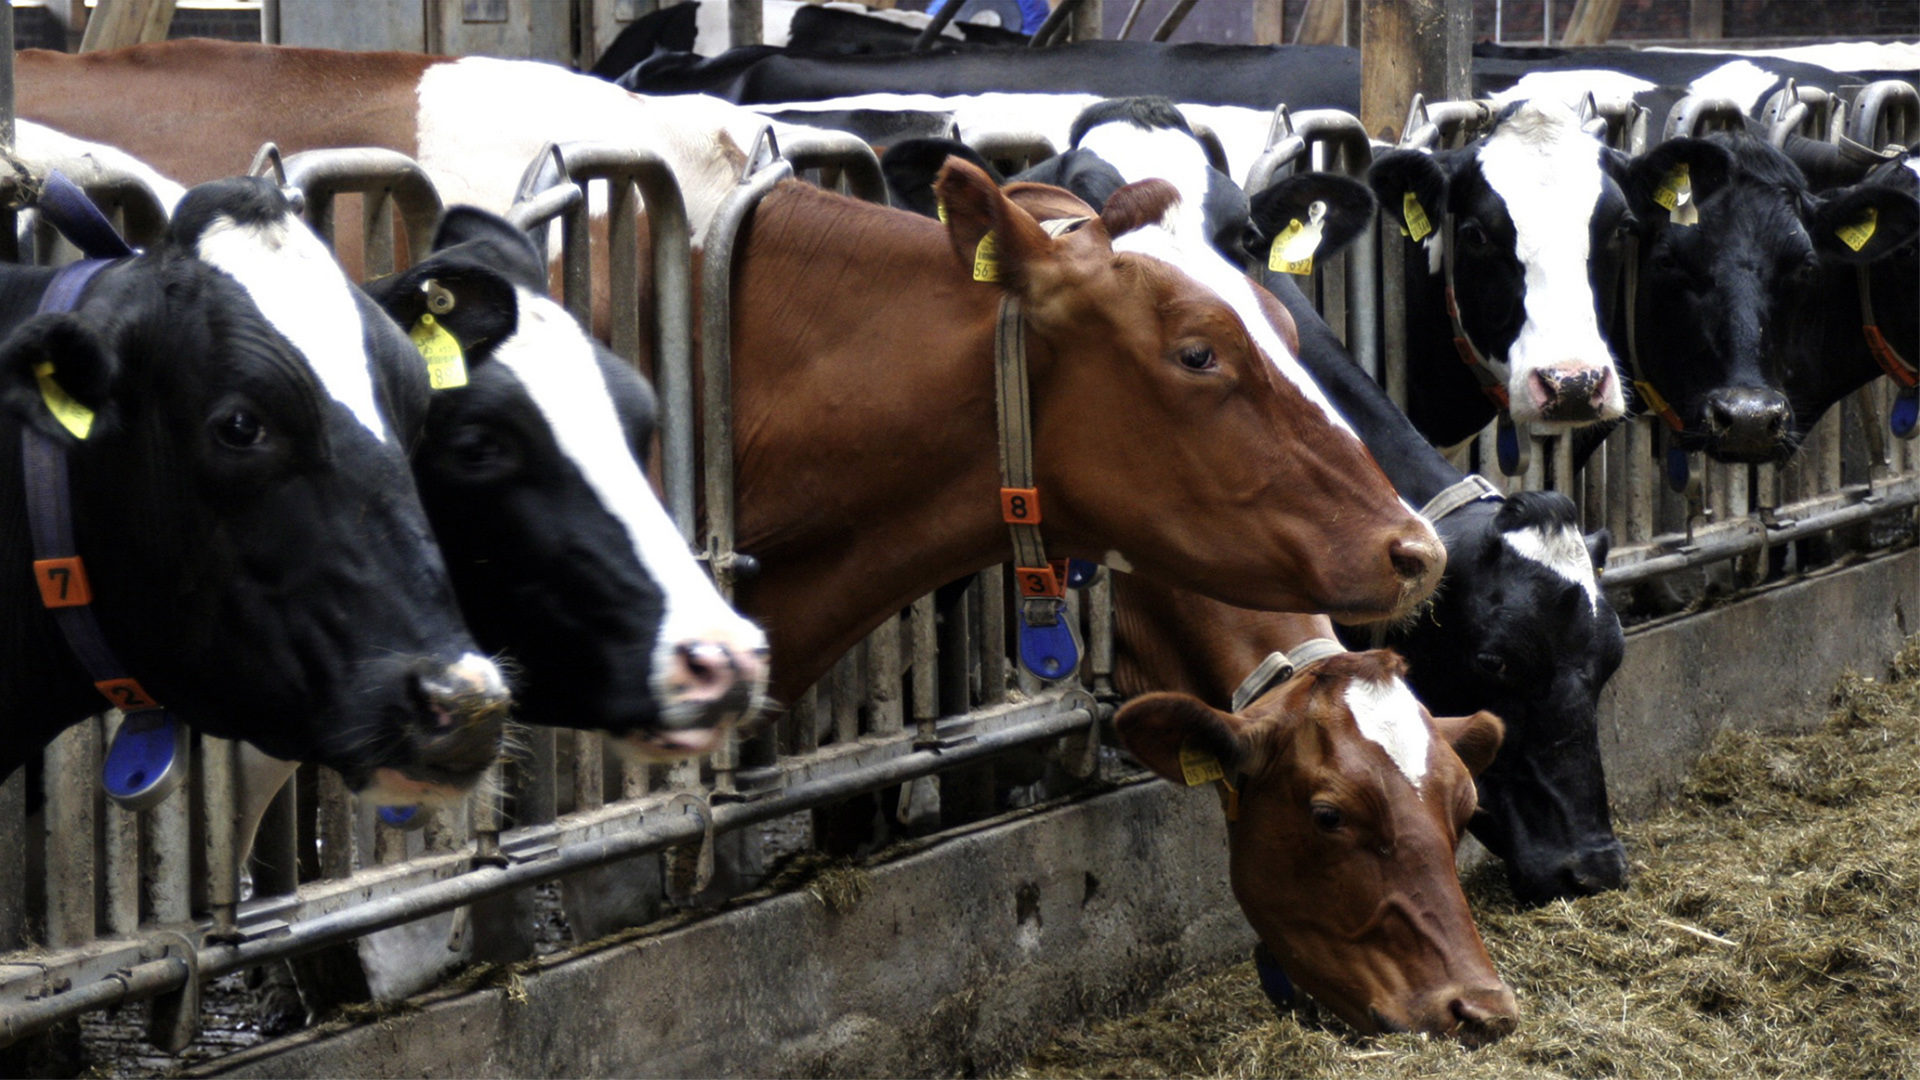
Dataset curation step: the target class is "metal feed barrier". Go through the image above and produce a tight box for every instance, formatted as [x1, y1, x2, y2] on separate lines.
[7, 77, 1920, 1059]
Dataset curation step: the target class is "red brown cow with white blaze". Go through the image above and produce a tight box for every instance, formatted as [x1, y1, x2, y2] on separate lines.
[1115, 579, 1517, 1044]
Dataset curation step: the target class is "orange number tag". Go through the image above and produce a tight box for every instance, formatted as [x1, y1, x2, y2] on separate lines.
[1017, 564, 1063, 598]
[34, 556, 92, 608]
[95, 678, 160, 712]
[1000, 487, 1041, 524]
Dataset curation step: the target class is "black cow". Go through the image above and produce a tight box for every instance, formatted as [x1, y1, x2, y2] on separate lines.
[1620, 129, 1918, 461]
[0, 179, 507, 799]
[1367, 99, 1631, 447]
[366, 208, 768, 758]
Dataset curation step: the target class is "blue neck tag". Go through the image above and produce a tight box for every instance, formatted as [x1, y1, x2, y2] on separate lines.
[1018, 603, 1080, 681]
[1064, 558, 1100, 589]
[1893, 387, 1919, 439]
[1665, 445, 1692, 493]
[1496, 419, 1528, 476]
[102, 711, 189, 812]
[377, 805, 429, 830]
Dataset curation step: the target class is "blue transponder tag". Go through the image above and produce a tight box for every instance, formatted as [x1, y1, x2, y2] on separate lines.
[378, 805, 429, 830]
[1253, 944, 1296, 1009]
[1018, 606, 1081, 681]
[102, 711, 188, 812]
[1893, 387, 1919, 440]
[1666, 445, 1692, 493]
[1496, 422, 1525, 476]
[1065, 559, 1100, 589]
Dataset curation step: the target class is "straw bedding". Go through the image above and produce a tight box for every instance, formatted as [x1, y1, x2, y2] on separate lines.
[1014, 638, 1920, 1079]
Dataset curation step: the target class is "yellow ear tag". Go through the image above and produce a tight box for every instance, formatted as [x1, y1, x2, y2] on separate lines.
[1270, 200, 1328, 276]
[972, 230, 1001, 283]
[411, 313, 469, 391]
[1837, 206, 1879, 252]
[1178, 739, 1226, 787]
[935, 197, 949, 225]
[33, 362, 94, 440]
[1402, 191, 1433, 242]
[1654, 163, 1698, 227]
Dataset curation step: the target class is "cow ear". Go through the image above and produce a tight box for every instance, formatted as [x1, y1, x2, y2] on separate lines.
[1100, 177, 1182, 237]
[1809, 182, 1920, 264]
[431, 206, 549, 287]
[933, 156, 1054, 290]
[1432, 710, 1505, 778]
[1624, 139, 1732, 224]
[1584, 527, 1612, 569]
[1113, 692, 1251, 786]
[1367, 149, 1449, 241]
[0, 312, 122, 445]
[367, 264, 519, 365]
[881, 138, 1001, 220]
[1018, 151, 1131, 220]
[1247, 173, 1378, 261]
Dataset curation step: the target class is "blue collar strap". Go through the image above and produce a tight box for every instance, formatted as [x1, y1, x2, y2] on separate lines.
[38, 170, 137, 260]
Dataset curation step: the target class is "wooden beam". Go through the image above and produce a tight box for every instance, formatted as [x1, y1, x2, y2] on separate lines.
[1561, 0, 1622, 46]
[1069, 0, 1103, 43]
[79, 0, 178, 52]
[1294, 0, 1344, 45]
[1689, 0, 1724, 41]
[1359, 0, 1470, 144]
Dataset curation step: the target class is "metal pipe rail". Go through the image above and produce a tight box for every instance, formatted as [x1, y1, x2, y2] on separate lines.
[0, 693, 1103, 1049]
[273, 146, 444, 274]
[1849, 80, 1920, 151]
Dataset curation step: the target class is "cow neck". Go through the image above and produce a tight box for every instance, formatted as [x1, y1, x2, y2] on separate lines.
[21, 257, 168, 726]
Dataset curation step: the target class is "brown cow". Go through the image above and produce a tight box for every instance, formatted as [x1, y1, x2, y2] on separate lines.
[728, 165, 1443, 700]
[1114, 574, 1517, 1044]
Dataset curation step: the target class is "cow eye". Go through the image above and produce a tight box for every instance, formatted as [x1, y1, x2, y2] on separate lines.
[442, 425, 519, 479]
[1175, 344, 1217, 372]
[1310, 803, 1344, 832]
[1456, 220, 1491, 251]
[1474, 652, 1510, 679]
[212, 408, 266, 450]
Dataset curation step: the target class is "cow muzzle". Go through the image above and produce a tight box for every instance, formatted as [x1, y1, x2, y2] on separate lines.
[406, 652, 510, 785]
[624, 633, 772, 761]
[1527, 363, 1618, 424]
[1699, 387, 1792, 462]
[1405, 981, 1520, 1047]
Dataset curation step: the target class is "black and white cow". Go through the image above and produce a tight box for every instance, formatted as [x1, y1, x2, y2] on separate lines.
[1367, 99, 1631, 447]
[0, 178, 507, 800]
[890, 97, 1631, 901]
[1620, 129, 1918, 461]
[366, 208, 769, 757]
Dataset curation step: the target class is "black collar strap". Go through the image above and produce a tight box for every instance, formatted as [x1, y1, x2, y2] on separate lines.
[1418, 473, 1504, 524]
[1442, 213, 1529, 474]
[995, 216, 1091, 680]
[1230, 637, 1347, 713]
[24, 258, 163, 718]
[1621, 233, 1687, 434]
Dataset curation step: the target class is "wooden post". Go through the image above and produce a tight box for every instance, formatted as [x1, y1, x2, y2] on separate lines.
[729, 0, 763, 47]
[1561, 0, 1622, 46]
[1360, 0, 1470, 144]
[1254, 0, 1286, 44]
[1689, 0, 1724, 40]
[78, 0, 177, 52]
[1294, 0, 1343, 44]
[1069, 0, 1103, 42]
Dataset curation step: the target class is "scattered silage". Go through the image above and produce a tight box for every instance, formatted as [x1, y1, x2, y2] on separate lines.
[1015, 638, 1920, 1079]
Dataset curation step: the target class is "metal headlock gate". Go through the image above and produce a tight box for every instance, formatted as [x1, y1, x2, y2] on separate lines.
[7, 74, 1920, 1059]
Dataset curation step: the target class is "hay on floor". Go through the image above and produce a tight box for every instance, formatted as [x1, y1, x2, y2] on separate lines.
[1015, 638, 1920, 1079]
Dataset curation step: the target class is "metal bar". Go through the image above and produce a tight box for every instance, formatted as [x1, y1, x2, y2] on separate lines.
[1150, 0, 1200, 41]
[44, 723, 96, 949]
[103, 725, 140, 938]
[911, 0, 964, 50]
[1027, 0, 1078, 48]
[1116, 0, 1149, 39]
[202, 737, 239, 940]
[866, 617, 906, 737]
[780, 131, 888, 206]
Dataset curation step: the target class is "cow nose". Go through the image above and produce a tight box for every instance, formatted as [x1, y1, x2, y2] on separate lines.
[1388, 529, 1446, 601]
[1556, 840, 1630, 897]
[1447, 984, 1520, 1047]
[665, 639, 767, 720]
[1528, 363, 1615, 422]
[411, 653, 509, 778]
[1700, 388, 1791, 461]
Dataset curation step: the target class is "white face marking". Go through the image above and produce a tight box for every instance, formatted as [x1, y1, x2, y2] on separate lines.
[1343, 676, 1432, 789]
[490, 289, 768, 707]
[415, 59, 779, 240]
[1492, 69, 1656, 112]
[1086, 122, 1359, 439]
[193, 212, 389, 442]
[1473, 99, 1626, 427]
[1502, 523, 1601, 614]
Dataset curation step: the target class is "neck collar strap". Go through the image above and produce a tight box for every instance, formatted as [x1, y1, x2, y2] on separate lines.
[1443, 214, 1530, 475]
[1419, 472, 1504, 524]
[23, 258, 161, 717]
[1230, 637, 1347, 714]
[1858, 264, 1917, 388]
[1621, 232, 1687, 433]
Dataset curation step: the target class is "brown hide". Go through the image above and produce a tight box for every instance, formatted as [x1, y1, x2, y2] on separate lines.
[721, 164, 1441, 701]
[1112, 576, 1515, 1043]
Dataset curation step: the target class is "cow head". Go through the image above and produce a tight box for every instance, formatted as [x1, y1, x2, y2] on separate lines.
[1370, 99, 1629, 430]
[1391, 491, 1627, 905]
[1116, 652, 1516, 1045]
[933, 158, 1445, 621]
[366, 207, 769, 759]
[1624, 132, 1920, 462]
[0, 178, 506, 799]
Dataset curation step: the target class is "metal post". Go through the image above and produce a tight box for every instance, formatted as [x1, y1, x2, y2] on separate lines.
[202, 736, 239, 940]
